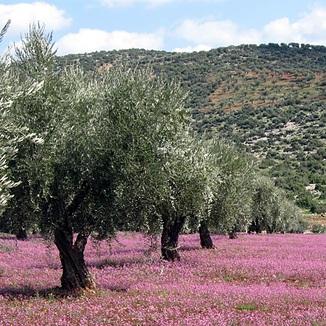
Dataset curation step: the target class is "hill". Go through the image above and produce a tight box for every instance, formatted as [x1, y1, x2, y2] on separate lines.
[56, 43, 326, 212]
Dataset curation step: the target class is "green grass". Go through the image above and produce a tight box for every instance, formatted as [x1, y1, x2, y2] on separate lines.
[236, 304, 257, 311]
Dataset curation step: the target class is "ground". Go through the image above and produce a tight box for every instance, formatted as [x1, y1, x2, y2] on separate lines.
[0, 232, 325, 325]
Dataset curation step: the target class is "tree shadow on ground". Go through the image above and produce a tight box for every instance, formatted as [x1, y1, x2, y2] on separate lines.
[0, 286, 85, 300]
[0, 283, 135, 300]
[101, 284, 131, 292]
[90, 255, 154, 269]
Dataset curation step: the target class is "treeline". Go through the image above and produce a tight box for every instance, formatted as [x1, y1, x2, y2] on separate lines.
[0, 24, 307, 292]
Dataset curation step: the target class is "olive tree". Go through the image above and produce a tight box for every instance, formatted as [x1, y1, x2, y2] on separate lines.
[249, 176, 285, 233]
[249, 176, 305, 234]
[158, 136, 208, 261]
[0, 20, 15, 214]
[5, 24, 188, 291]
[280, 199, 306, 233]
[0, 20, 41, 219]
[112, 133, 209, 261]
[202, 138, 257, 241]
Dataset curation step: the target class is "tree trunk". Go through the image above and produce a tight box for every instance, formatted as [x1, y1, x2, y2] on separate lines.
[54, 227, 96, 291]
[228, 224, 238, 239]
[161, 215, 185, 262]
[248, 218, 262, 234]
[199, 220, 214, 249]
[16, 227, 27, 241]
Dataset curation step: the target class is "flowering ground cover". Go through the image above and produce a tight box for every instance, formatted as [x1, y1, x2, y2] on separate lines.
[0, 232, 325, 325]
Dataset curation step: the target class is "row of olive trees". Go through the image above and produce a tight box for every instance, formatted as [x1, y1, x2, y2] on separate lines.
[169, 138, 305, 253]
[0, 24, 304, 292]
[1, 23, 194, 290]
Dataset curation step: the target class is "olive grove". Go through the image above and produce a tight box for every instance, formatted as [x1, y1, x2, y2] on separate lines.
[0, 24, 306, 292]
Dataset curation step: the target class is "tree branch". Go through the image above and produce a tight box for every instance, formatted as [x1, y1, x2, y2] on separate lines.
[65, 181, 90, 218]
[74, 225, 91, 254]
[0, 19, 11, 44]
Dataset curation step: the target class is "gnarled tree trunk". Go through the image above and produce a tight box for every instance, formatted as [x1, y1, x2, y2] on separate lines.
[161, 214, 185, 262]
[54, 226, 96, 291]
[199, 220, 214, 249]
[51, 181, 95, 291]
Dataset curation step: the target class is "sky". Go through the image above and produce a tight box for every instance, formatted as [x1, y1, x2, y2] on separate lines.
[1, 0, 326, 56]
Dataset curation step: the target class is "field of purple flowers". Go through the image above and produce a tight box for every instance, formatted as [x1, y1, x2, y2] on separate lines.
[0, 232, 325, 325]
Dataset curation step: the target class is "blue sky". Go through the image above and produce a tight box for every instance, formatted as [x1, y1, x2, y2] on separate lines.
[1, 0, 326, 55]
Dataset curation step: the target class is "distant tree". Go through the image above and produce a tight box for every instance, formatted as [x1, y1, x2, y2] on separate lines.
[248, 176, 303, 233]
[158, 136, 208, 261]
[280, 198, 306, 233]
[295, 191, 315, 209]
[201, 138, 256, 241]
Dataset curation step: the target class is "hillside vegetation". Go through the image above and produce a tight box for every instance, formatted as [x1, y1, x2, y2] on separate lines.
[57, 43, 326, 212]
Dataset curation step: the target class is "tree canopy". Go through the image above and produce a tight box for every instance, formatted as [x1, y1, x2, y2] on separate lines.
[2, 24, 189, 290]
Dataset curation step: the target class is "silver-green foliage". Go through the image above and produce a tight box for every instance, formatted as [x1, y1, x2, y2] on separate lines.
[250, 176, 304, 233]
[0, 21, 15, 214]
[158, 134, 209, 230]
[4, 23, 189, 237]
[0, 20, 42, 216]
[204, 138, 257, 233]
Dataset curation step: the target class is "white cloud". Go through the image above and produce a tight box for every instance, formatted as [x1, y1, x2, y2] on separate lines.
[0, 2, 71, 36]
[291, 3, 326, 44]
[172, 4, 326, 50]
[262, 18, 301, 43]
[56, 28, 164, 55]
[100, 0, 224, 8]
[262, 4, 326, 45]
[100, 0, 172, 8]
[173, 44, 212, 53]
[173, 19, 261, 48]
